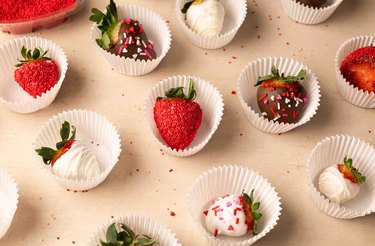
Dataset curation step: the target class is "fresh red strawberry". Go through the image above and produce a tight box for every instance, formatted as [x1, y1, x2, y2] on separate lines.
[337, 156, 366, 184]
[14, 46, 59, 98]
[153, 80, 202, 150]
[240, 190, 262, 235]
[340, 46, 375, 93]
[255, 65, 307, 124]
[35, 121, 76, 166]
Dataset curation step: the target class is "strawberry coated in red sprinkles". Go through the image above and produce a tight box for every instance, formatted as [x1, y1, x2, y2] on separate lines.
[0, 0, 76, 21]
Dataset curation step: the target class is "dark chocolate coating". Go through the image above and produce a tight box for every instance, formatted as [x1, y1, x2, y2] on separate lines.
[109, 18, 157, 61]
[296, 0, 327, 8]
[257, 83, 307, 124]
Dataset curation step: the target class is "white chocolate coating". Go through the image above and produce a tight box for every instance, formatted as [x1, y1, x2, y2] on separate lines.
[318, 165, 360, 204]
[204, 194, 247, 237]
[53, 141, 100, 180]
[186, 0, 225, 37]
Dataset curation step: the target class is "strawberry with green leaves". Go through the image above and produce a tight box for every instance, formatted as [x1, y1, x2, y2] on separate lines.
[255, 65, 307, 124]
[100, 222, 156, 246]
[35, 121, 100, 180]
[90, 0, 156, 61]
[319, 156, 366, 204]
[153, 79, 202, 150]
[14, 46, 59, 98]
[36, 121, 76, 166]
[204, 190, 262, 237]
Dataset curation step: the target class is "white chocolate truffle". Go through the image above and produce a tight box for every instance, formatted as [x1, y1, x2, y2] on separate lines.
[53, 141, 100, 180]
[186, 0, 225, 37]
[204, 194, 247, 237]
[319, 165, 360, 204]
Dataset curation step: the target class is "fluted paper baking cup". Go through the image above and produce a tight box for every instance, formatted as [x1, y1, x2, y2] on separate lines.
[280, 0, 343, 24]
[237, 57, 321, 134]
[33, 109, 122, 190]
[307, 135, 375, 219]
[335, 35, 375, 108]
[88, 214, 181, 246]
[176, 0, 247, 49]
[0, 36, 68, 113]
[0, 169, 19, 239]
[145, 75, 224, 157]
[90, 5, 171, 76]
[187, 165, 281, 246]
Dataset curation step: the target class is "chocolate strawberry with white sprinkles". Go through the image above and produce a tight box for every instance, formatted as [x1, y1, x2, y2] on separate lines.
[153, 79, 202, 151]
[90, 0, 156, 61]
[255, 65, 307, 124]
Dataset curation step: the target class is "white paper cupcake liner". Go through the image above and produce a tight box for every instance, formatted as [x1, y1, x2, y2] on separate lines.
[90, 5, 171, 76]
[187, 165, 281, 246]
[237, 57, 321, 134]
[280, 0, 343, 24]
[88, 214, 181, 246]
[176, 0, 247, 49]
[145, 75, 224, 157]
[307, 135, 375, 219]
[335, 35, 375, 108]
[0, 169, 19, 239]
[33, 109, 122, 190]
[0, 36, 68, 113]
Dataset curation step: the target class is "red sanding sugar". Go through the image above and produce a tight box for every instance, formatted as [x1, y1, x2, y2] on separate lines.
[0, 0, 76, 21]
[340, 46, 375, 68]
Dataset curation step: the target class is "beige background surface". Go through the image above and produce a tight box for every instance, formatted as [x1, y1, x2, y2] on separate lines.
[1, 0, 375, 245]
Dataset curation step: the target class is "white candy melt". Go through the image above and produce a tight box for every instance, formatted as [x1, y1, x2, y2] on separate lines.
[186, 0, 225, 37]
[205, 194, 247, 237]
[53, 141, 101, 180]
[318, 165, 360, 204]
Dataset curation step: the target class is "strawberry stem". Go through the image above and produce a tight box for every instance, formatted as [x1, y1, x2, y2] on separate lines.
[158, 79, 197, 101]
[344, 156, 366, 184]
[15, 46, 51, 67]
[255, 65, 307, 87]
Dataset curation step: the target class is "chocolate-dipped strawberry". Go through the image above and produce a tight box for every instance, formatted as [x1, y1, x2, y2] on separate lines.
[90, 0, 156, 61]
[296, 0, 327, 8]
[255, 66, 307, 124]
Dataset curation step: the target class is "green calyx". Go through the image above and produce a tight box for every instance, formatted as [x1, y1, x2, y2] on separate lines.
[35, 121, 76, 165]
[242, 189, 262, 235]
[344, 156, 366, 184]
[15, 46, 50, 67]
[90, 0, 120, 50]
[254, 65, 307, 87]
[157, 79, 197, 101]
[100, 223, 156, 246]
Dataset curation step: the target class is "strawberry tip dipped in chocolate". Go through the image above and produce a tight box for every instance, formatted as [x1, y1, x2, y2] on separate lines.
[319, 156, 366, 204]
[14, 46, 59, 98]
[35, 121, 101, 181]
[90, 0, 157, 61]
[340, 46, 375, 93]
[204, 190, 262, 237]
[255, 65, 307, 124]
[153, 79, 202, 151]
[181, 0, 225, 37]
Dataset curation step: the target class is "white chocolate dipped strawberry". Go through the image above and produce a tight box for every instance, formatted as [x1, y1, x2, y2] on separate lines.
[36, 121, 100, 180]
[203, 190, 262, 237]
[181, 0, 225, 37]
[319, 156, 366, 204]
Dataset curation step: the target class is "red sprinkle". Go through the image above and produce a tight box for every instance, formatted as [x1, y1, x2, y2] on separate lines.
[169, 169, 174, 172]
[259, 93, 268, 102]
[57, 237, 60, 240]
[227, 225, 234, 231]
[203, 210, 208, 216]
[170, 211, 176, 216]
[214, 229, 218, 237]
[293, 110, 298, 118]
[211, 205, 220, 211]
[235, 218, 239, 224]
[231, 90, 237, 95]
